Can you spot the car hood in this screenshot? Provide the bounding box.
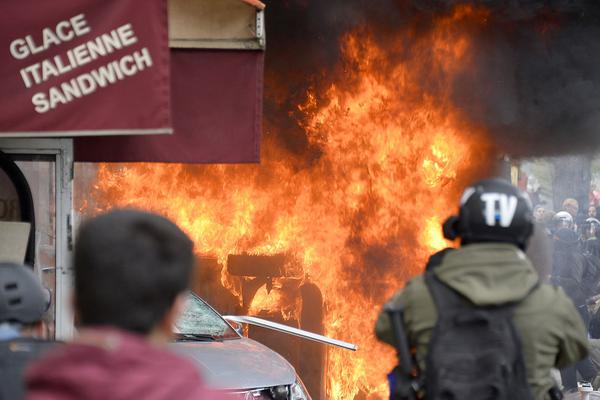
[170,337,296,390]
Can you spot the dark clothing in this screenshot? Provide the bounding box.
[560,358,597,390]
[552,232,587,310]
[26,328,209,400]
[583,238,600,260]
[0,337,58,400]
[551,230,600,390]
[376,243,589,400]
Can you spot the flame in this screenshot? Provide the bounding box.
[81,6,495,399]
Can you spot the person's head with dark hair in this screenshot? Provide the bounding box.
[74,209,194,338]
[27,210,210,399]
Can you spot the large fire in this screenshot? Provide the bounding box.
[79,6,494,399]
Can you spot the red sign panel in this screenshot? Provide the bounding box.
[0,0,171,137]
[75,50,263,163]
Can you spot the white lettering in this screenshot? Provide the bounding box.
[60,79,82,102]
[119,56,136,76]
[22,63,42,87]
[77,73,96,95]
[9,13,90,61]
[133,48,153,70]
[20,68,32,88]
[32,92,49,113]
[30,48,153,113]
[117,24,137,47]
[41,59,60,80]
[55,20,75,42]
[48,86,67,109]
[90,63,118,86]
[498,195,518,227]
[25,35,45,56]
[72,43,92,66]
[54,54,73,74]
[70,14,91,36]
[87,37,107,59]
[10,38,28,59]
[41,28,61,49]
[481,193,500,226]
[481,193,518,227]
[100,31,123,53]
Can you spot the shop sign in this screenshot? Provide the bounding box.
[0,0,171,137]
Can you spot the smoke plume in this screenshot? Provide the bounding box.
[265,0,600,157]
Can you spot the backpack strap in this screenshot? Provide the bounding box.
[424,248,455,272]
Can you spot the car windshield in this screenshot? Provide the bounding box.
[173,293,239,340]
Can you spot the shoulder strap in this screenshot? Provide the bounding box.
[425,248,455,272]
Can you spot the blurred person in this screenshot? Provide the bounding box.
[534,205,546,223]
[590,206,598,219]
[551,228,599,391]
[553,211,574,233]
[583,218,600,262]
[542,210,557,236]
[526,223,555,281]
[563,198,580,221]
[0,263,57,400]
[552,228,588,320]
[376,179,588,400]
[26,210,210,400]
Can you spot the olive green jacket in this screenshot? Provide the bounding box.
[375,243,589,400]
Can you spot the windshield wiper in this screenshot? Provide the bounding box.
[174,333,221,342]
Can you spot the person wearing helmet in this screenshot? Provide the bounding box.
[375,178,589,400]
[0,262,57,400]
[551,227,600,392]
[553,211,574,233]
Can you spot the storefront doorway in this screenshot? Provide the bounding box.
[0,138,73,339]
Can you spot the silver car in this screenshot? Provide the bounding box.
[171,293,312,400]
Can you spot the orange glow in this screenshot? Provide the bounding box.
[84,6,494,399]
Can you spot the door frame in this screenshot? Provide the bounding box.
[0,138,74,339]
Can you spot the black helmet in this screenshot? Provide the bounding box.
[443,178,534,249]
[0,263,49,324]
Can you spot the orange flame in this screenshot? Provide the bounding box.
[81,6,494,399]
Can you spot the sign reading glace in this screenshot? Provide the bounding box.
[0,0,171,137]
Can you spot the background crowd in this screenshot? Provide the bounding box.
[534,198,600,391]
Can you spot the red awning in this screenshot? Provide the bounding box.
[74,49,263,163]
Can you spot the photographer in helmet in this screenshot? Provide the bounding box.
[0,263,57,400]
[375,178,589,400]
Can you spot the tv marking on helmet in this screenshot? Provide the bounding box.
[481,193,518,227]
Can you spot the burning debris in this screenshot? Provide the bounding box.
[79,1,600,399]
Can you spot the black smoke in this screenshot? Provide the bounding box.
[265,0,600,157]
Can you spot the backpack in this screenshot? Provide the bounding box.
[424,272,534,400]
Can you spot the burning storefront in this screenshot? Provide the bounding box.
[0,0,265,338]
[4,0,600,398]
[76,1,600,399]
